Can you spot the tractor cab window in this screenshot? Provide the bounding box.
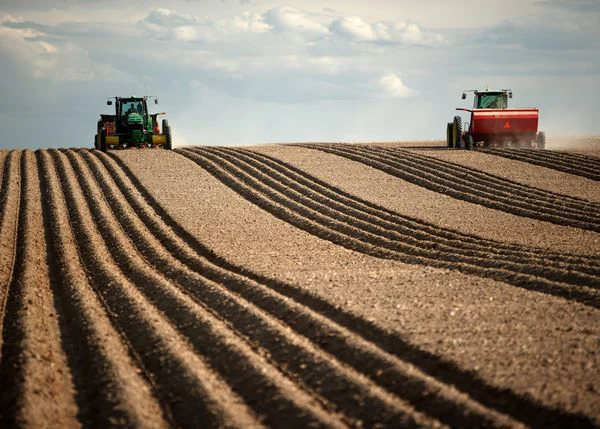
[120,100,146,116]
[475,93,507,109]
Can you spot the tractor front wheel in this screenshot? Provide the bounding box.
[100,128,108,153]
[453,116,462,149]
[537,131,546,149]
[162,119,172,150]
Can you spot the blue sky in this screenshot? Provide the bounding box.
[0,0,599,148]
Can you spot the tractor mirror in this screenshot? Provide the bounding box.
[461,93,466,100]
[155,99,159,104]
[107,100,112,105]
[508,92,513,98]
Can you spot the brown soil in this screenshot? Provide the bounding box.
[1,143,599,428]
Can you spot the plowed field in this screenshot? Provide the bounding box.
[0,142,599,428]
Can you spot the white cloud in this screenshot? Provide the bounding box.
[330,16,444,45]
[264,6,329,35]
[0,20,95,81]
[378,74,416,97]
[226,12,272,34]
[145,8,196,27]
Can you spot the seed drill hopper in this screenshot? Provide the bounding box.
[447,89,545,150]
[94,96,172,152]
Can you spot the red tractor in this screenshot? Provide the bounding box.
[447,89,545,150]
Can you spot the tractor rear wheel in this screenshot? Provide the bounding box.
[453,116,462,149]
[537,131,546,149]
[446,123,453,148]
[95,120,103,150]
[162,119,172,150]
[100,128,108,153]
[464,133,474,150]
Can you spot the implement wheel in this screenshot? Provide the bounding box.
[452,116,462,149]
[464,133,474,150]
[162,119,172,150]
[446,123,453,148]
[537,131,546,149]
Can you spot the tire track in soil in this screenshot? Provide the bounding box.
[0,151,79,428]
[482,148,600,181]
[37,150,169,428]
[78,148,459,429]
[49,149,277,429]
[153,148,600,428]
[295,144,600,232]
[178,147,600,309]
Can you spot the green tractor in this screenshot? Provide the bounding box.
[94,96,172,152]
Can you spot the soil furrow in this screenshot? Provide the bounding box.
[0,151,21,355]
[506,149,600,170]
[481,149,600,181]
[238,147,600,270]
[67,146,384,425]
[69,149,376,426]
[329,144,600,221]
[37,150,170,428]
[110,149,598,429]
[79,151,520,428]
[49,149,265,429]
[179,148,599,309]
[380,146,597,208]
[0,151,79,428]
[297,144,600,231]
[213,146,600,280]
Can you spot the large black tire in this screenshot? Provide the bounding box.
[453,116,462,149]
[537,131,546,149]
[95,120,103,150]
[100,128,108,153]
[446,123,453,148]
[464,133,474,150]
[162,119,172,150]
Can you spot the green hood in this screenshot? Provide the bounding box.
[127,112,143,124]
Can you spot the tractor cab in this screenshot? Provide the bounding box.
[119,98,147,116]
[462,89,512,110]
[110,97,149,133]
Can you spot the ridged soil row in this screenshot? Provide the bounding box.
[85,151,471,429]
[0,151,20,353]
[65,149,375,428]
[0,151,79,428]
[361,145,600,218]
[78,149,526,428]
[295,144,600,232]
[48,148,302,428]
[108,149,599,429]
[179,148,600,309]
[232,147,600,274]
[37,150,170,428]
[481,148,600,181]
[79,148,493,429]
[382,146,599,208]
